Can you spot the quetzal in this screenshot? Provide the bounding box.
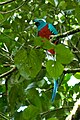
[33,18,59,102]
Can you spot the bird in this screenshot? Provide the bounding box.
[33,19,59,54]
[33,18,59,102]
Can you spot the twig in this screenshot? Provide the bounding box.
[0,0,27,14]
[42,66,80,74]
[40,106,73,117]
[69,40,80,52]
[0,0,15,5]
[0,52,10,60]
[64,68,80,74]
[51,27,80,42]
[0,66,16,78]
[0,112,9,120]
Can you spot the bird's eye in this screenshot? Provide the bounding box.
[35,22,40,27]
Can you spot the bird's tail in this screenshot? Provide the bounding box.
[51,79,58,102]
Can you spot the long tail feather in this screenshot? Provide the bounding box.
[51,79,58,102]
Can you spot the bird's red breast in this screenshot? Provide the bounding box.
[38,24,53,39]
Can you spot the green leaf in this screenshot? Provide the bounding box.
[9,84,25,114]
[64,73,72,81]
[59,1,67,10]
[15,112,23,120]
[35,68,46,81]
[46,60,64,78]
[15,105,40,120]
[34,37,43,46]
[0,14,4,22]
[43,38,55,50]
[56,44,74,64]
[27,88,42,111]
[14,48,44,79]
[74,72,80,79]
[47,0,55,5]
[34,37,55,50]
[0,96,7,112]
[75,6,80,23]
[23,105,39,120]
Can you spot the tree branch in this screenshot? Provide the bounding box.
[64,68,80,74]
[0,0,15,5]
[51,27,80,42]
[0,66,80,79]
[40,106,73,118]
[42,66,80,74]
[66,98,80,120]
[0,66,16,78]
[0,0,27,14]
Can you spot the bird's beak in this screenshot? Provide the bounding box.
[33,19,40,27]
[33,20,37,25]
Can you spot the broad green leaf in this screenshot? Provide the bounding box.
[15,105,40,120]
[14,48,44,79]
[56,44,74,64]
[23,105,39,120]
[9,84,25,114]
[46,60,64,78]
[74,72,80,79]
[26,88,42,112]
[40,92,51,110]
[43,38,55,50]
[34,37,43,46]
[59,1,67,10]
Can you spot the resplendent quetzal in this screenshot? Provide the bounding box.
[33,18,59,102]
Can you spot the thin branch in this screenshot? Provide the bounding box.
[69,40,80,53]
[0,52,10,60]
[0,112,9,120]
[51,27,80,42]
[40,106,73,117]
[64,68,80,74]
[0,0,15,5]
[0,66,16,78]
[0,0,27,14]
[42,66,80,74]
[0,66,80,79]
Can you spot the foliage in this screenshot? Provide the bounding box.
[0,0,80,120]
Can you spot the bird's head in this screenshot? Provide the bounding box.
[33,19,47,31]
